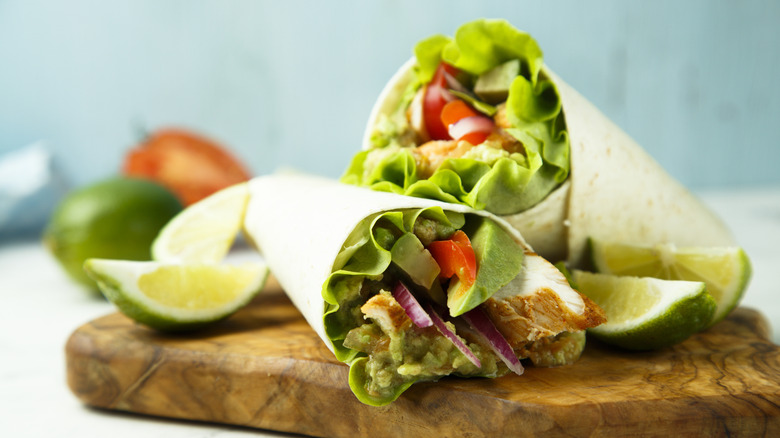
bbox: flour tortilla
[243,172,529,352]
[362,60,735,268]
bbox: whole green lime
[43,177,183,291]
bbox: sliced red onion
[427,80,456,105]
[448,116,495,141]
[462,307,524,375]
[392,282,432,328]
[425,303,482,368]
[443,70,471,96]
[440,87,456,103]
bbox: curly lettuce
[342,19,569,215]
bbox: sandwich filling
[342,19,569,215]
[323,207,605,405]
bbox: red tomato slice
[440,100,479,128]
[423,63,458,140]
[459,131,490,146]
[427,230,478,291]
[441,100,495,145]
[448,116,495,145]
[122,128,252,206]
[449,230,472,248]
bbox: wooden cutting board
[66,276,780,437]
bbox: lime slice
[84,258,268,331]
[589,240,751,325]
[152,182,249,264]
[572,270,716,350]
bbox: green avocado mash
[448,216,524,316]
[341,18,570,216]
[343,292,503,405]
[322,207,523,405]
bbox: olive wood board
[66,277,780,437]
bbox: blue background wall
[1,0,778,189]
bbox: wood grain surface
[66,276,780,437]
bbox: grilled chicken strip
[481,252,606,349]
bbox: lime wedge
[571,270,716,350]
[589,240,751,326]
[84,258,268,331]
[152,182,249,264]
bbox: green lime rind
[591,285,715,351]
[708,248,752,326]
[83,259,268,332]
[587,238,752,327]
[573,270,716,351]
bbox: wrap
[342,19,734,268]
[243,173,604,406]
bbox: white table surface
[1,186,778,437]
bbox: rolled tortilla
[516,69,735,267]
[356,21,734,268]
[243,173,604,405]
[244,172,490,348]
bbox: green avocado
[447,216,524,316]
[474,59,521,104]
[391,232,441,289]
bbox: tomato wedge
[427,230,478,292]
[123,128,252,206]
[441,100,495,145]
[422,63,458,140]
[449,116,494,145]
[441,100,479,127]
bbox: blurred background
[1,0,779,237]
[2,0,779,183]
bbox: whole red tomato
[122,128,252,206]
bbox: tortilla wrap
[244,172,528,351]
[360,59,734,268]
[243,173,604,405]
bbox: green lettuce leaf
[441,18,544,83]
[348,357,417,406]
[342,141,566,215]
[414,34,452,84]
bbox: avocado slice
[391,232,441,289]
[447,216,524,316]
[474,59,521,104]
